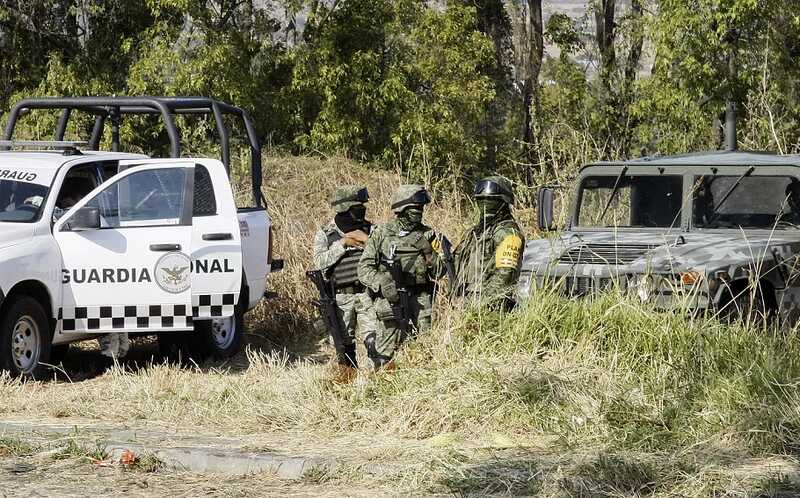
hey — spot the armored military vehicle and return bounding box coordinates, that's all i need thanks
[519,150,800,323]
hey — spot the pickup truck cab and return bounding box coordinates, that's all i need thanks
[0,150,274,376]
[0,97,280,377]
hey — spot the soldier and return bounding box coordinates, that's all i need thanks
[312,186,375,380]
[358,185,446,370]
[453,176,524,310]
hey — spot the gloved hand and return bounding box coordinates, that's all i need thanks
[416,235,434,265]
[343,230,368,248]
[349,230,369,244]
[380,275,399,303]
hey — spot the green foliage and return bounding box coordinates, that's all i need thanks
[289,1,495,184]
[634,0,800,154]
[5,1,800,192]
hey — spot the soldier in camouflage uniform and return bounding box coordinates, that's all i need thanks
[453,176,524,310]
[313,186,376,376]
[358,185,446,370]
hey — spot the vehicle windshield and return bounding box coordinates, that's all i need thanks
[576,175,683,228]
[0,180,49,222]
[693,175,800,229]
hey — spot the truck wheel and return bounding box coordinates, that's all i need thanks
[719,281,775,326]
[157,331,207,365]
[0,297,53,379]
[196,303,244,359]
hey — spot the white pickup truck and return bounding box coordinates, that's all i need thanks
[0,97,281,377]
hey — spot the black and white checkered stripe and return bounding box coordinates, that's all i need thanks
[59,304,193,332]
[192,293,237,319]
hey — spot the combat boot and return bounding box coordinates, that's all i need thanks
[338,344,358,369]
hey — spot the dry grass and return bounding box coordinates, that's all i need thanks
[247,155,508,352]
[0,155,799,495]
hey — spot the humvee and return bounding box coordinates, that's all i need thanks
[518,150,800,323]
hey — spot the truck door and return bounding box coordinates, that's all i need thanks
[188,159,242,319]
[54,163,194,333]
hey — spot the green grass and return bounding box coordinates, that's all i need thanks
[125,452,164,473]
[0,155,799,494]
[0,437,40,457]
[52,438,108,462]
[1,270,798,494]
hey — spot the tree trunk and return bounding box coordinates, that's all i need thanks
[595,0,616,91]
[623,0,643,94]
[620,0,643,156]
[524,0,543,186]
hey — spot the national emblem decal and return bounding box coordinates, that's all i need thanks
[154,252,191,294]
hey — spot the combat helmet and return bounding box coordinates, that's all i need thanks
[330,186,369,213]
[391,184,431,213]
[473,176,514,205]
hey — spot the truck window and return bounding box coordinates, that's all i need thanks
[193,165,217,216]
[79,168,188,227]
[53,167,100,220]
[576,175,683,228]
[692,175,799,229]
[0,180,48,222]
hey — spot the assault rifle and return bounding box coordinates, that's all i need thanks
[306,270,347,358]
[439,236,457,295]
[381,245,414,337]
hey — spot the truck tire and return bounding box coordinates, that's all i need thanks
[157,331,207,365]
[718,280,775,327]
[195,302,245,359]
[156,304,244,363]
[0,296,53,379]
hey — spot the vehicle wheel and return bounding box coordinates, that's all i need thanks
[0,296,53,379]
[718,281,775,327]
[50,344,70,365]
[157,331,208,365]
[195,302,245,359]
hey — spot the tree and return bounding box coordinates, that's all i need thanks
[504,0,544,185]
[634,0,794,154]
[594,0,616,92]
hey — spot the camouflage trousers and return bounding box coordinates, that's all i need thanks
[334,291,377,347]
[98,333,130,359]
[367,291,433,364]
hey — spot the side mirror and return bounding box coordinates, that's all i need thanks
[537,187,555,231]
[63,207,101,231]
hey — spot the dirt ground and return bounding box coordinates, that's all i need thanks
[2,333,800,497]
[0,458,382,498]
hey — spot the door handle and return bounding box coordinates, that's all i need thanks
[150,243,181,252]
[202,232,233,241]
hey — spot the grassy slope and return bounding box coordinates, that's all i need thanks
[1,156,800,495]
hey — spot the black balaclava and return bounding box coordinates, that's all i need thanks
[335,204,368,233]
[398,206,424,231]
[476,198,508,226]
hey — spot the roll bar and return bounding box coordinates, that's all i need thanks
[1,96,265,207]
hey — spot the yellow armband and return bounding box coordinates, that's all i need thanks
[495,234,522,269]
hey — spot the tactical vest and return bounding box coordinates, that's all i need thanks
[454,218,520,296]
[326,224,371,287]
[385,229,432,286]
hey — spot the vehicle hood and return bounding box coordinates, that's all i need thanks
[521,230,800,275]
[0,223,35,250]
